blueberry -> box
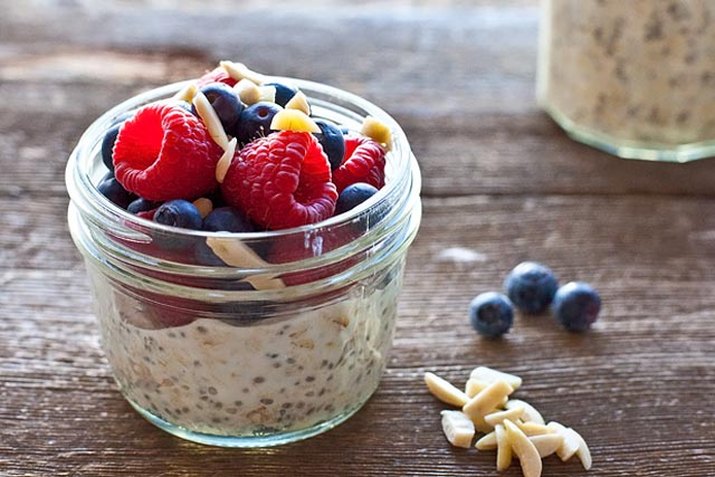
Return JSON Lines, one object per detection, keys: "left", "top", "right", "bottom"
{"left": 314, "top": 119, "right": 345, "bottom": 170}
{"left": 203, "top": 207, "right": 256, "bottom": 233}
{"left": 552, "top": 282, "right": 601, "bottom": 332}
{"left": 127, "top": 198, "right": 160, "bottom": 215}
{"left": 234, "top": 102, "right": 282, "bottom": 145}
{"left": 468, "top": 292, "right": 514, "bottom": 338}
{"left": 193, "top": 82, "right": 244, "bottom": 131}
{"left": 264, "top": 82, "right": 298, "bottom": 106}
{"left": 175, "top": 100, "right": 195, "bottom": 115}
{"left": 154, "top": 200, "right": 203, "bottom": 230}
{"left": 97, "top": 177, "right": 133, "bottom": 209}
{"left": 101, "top": 123, "right": 122, "bottom": 172}
{"left": 335, "top": 183, "right": 379, "bottom": 215}
{"left": 504, "top": 261, "right": 559, "bottom": 314}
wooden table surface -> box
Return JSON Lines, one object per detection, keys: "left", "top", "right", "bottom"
{"left": 2, "top": 1, "right": 714, "bottom": 476}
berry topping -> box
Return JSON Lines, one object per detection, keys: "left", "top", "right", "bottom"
{"left": 332, "top": 135, "right": 386, "bottom": 193}
{"left": 264, "top": 81, "right": 298, "bottom": 106}
{"left": 335, "top": 182, "right": 378, "bottom": 215}
{"left": 468, "top": 292, "right": 514, "bottom": 338}
{"left": 504, "top": 262, "right": 559, "bottom": 314}
{"left": 551, "top": 282, "right": 601, "bottom": 332}
{"left": 234, "top": 102, "right": 283, "bottom": 145}
{"left": 221, "top": 131, "right": 338, "bottom": 230}
{"left": 195, "top": 82, "right": 244, "bottom": 132}
{"left": 314, "top": 119, "right": 346, "bottom": 170}
{"left": 196, "top": 66, "right": 237, "bottom": 88}
{"left": 112, "top": 102, "right": 223, "bottom": 201}
{"left": 269, "top": 109, "right": 321, "bottom": 133}
{"left": 101, "top": 123, "right": 122, "bottom": 172}
{"left": 127, "top": 197, "right": 159, "bottom": 214}
{"left": 203, "top": 207, "right": 256, "bottom": 233}
{"left": 98, "top": 176, "right": 134, "bottom": 209}
{"left": 154, "top": 199, "right": 203, "bottom": 230}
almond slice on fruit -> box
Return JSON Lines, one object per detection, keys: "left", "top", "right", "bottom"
{"left": 205, "top": 237, "right": 285, "bottom": 290}
{"left": 173, "top": 82, "right": 197, "bottom": 102}
{"left": 546, "top": 422, "right": 581, "bottom": 462}
{"left": 234, "top": 79, "right": 261, "bottom": 105}
{"left": 484, "top": 405, "right": 526, "bottom": 427}
{"left": 504, "top": 419, "right": 543, "bottom": 477}
{"left": 257, "top": 85, "right": 277, "bottom": 103}
{"left": 192, "top": 197, "right": 213, "bottom": 218}
{"left": 220, "top": 60, "right": 266, "bottom": 85}
{"left": 424, "top": 372, "right": 469, "bottom": 407}
{"left": 462, "top": 380, "right": 513, "bottom": 432}
{"left": 215, "top": 137, "right": 237, "bottom": 184}
{"left": 495, "top": 423, "right": 512, "bottom": 471}
{"left": 529, "top": 433, "right": 564, "bottom": 458}
{"left": 506, "top": 399, "right": 545, "bottom": 425}
{"left": 516, "top": 420, "right": 552, "bottom": 436}
{"left": 360, "top": 116, "right": 392, "bottom": 151}
{"left": 440, "top": 410, "right": 475, "bottom": 448}
{"left": 193, "top": 91, "right": 230, "bottom": 151}
{"left": 269, "top": 109, "right": 321, "bottom": 133}
{"left": 470, "top": 366, "right": 523, "bottom": 391}
{"left": 475, "top": 431, "right": 497, "bottom": 451}
{"left": 284, "top": 90, "right": 311, "bottom": 116}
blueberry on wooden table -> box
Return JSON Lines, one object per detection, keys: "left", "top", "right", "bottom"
{"left": 551, "top": 282, "right": 601, "bottom": 332}
{"left": 468, "top": 292, "right": 514, "bottom": 338}
{"left": 504, "top": 261, "right": 559, "bottom": 314}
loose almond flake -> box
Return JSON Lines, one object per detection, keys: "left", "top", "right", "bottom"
{"left": 284, "top": 90, "right": 311, "bottom": 115}
{"left": 529, "top": 433, "right": 564, "bottom": 458}
{"left": 516, "top": 421, "right": 552, "bottom": 436}
{"left": 504, "top": 419, "right": 543, "bottom": 477}
{"left": 440, "top": 410, "right": 475, "bottom": 448}
{"left": 234, "top": 79, "right": 261, "bottom": 105}
{"left": 495, "top": 424, "right": 512, "bottom": 471}
{"left": 464, "top": 378, "right": 489, "bottom": 398}
{"left": 506, "top": 399, "right": 545, "bottom": 425}
{"left": 220, "top": 60, "right": 266, "bottom": 85}
{"left": 424, "top": 372, "right": 469, "bottom": 407}
{"left": 571, "top": 428, "right": 592, "bottom": 470}
{"left": 484, "top": 405, "right": 525, "bottom": 428}
{"left": 360, "top": 116, "right": 392, "bottom": 151}
{"left": 193, "top": 91, "right": 230, "bottom": 150}
{"left": 470, "top": 366, "right": 523, "bottom": 391}
{"left": 215, "top": 137, "right": 237, "bottom": 184}
{"left": 192, "top": 197, "right": 213, "bottom": 218}
{"left": 462, "top": 380, "right": 513, "bottom": 432}
{"left": 475, "top": 431, "right": 497, "bottom": 451}
{"left": 173, "top": 83, "right": 197, "bottom": 102}
{"left": 546, "top": 422, "right": 581, "bottom": 462}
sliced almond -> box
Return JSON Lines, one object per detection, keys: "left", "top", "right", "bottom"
{"left": 470, "top": 366, "right": 523, "bottom": 391}
{"left": 475, "top": 431, "right": 497, "bottom": 451}
{"left": 506, "top": 399, "right": 545, "bottom": 425}
{"left": 233, "top": 78, "right": 261, "bottom": 105}
{"left": 504, "top": 419, "right": 543, "bottom": 477}
{"left": 462, "top": 380, "right": 513, "bottom": 432}
{"left": 257, "top": 85, "right": 277, "bottom": 103}
{"left": 464, "top": 378, "right": 489, "bottom": 398}
{"left": 360, "top": 116, "right": 392, "bottom": 150}
{"left": 424, "top": 372, "right": 469, "bottom": 407}
{"left": 516, "top": 420, "right": 552, "bottom": 436}
{"left": 546, "top": 421, "right": 581, "bottom": 462}
{"left": 173, "top": 82, "right": 197, "bottom": 102}
{"left": 440, "top": 410, "right": 475, "bottom": 449}
{"left": 284, "top": 90, "right": 311, "bottom": 115}
{"left": 484, "top": 405, "right": 525, "bottom": 428}
{"left": 220, "top": 60, "right": 266, "bottom": 85}
{"left": 571, "top": 428, "right": 592, "bottom": 470}
{"left": 495, "top": 423, "right": 512, "bottom": 471}
{"left": 193, "top": 91, "right": 230, "bottom": 150}
{"left": 215, "top": 137, "right": 237, "bottom": 184}
{"left": 205, "top": 237, "right": 285, "bottom": 290}
{"left": 192, "top": 197, "right": 213, "bottom": 218}
{"left": 269, "top": 109, "right": 321, "bottom": 133}
{"left": 529, "top": 433, "right": 564, "bottom": 458}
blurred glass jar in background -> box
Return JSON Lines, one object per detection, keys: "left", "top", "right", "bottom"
{"left": 537, "top": 0, "right": 715, "bottom": 162}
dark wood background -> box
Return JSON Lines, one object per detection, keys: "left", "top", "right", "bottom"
{"left": 1, "top": 1, "right": 714, "bottom": 475}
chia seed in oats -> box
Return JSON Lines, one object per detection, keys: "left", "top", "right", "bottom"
{"left": 538, "top": 0, "right": 715, "bottom": 155}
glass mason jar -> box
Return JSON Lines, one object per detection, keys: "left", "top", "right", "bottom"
{"left": 65, "top": 79, "right": 422, "bottom": 447}
{"left": 537, "top": 0, "right": 715, "bottom": 162}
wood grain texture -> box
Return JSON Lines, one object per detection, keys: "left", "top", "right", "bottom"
{"left": 2, "top": 1, "right": 715, "bottom": 476}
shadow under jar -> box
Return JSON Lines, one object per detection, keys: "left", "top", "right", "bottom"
{"left": 538, "top": 0, "right": 715, "bottom": 162}
{"left": 65, "top": 79, "right": 422, "bottom": 447}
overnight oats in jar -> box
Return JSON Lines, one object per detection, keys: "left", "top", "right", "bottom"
{"left": 538, "top": 0, "right": 715, "bottom": 162}
{"left": 65, "top": 61, "right": 422, "bottom": 447}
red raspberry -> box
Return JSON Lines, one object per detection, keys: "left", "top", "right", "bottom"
{"left": 332, "top": 135, "right": 386, "bottom": 193}
{"left": 196, "top": 67, "right": 237, "bottom": 88}
{"left": 221, "top": 131, "right": 338, "bottom": 230}
{"left": 113, "top": 102, "right": 223, "bottom": 201}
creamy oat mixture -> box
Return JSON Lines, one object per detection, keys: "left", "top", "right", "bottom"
{"left": 88, "top": 268, "right": 400, "bottom": 436}
{"left": 538, "top": 0, "right": 715, "bottom": 146}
